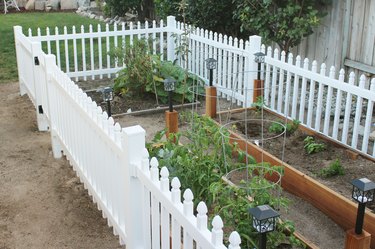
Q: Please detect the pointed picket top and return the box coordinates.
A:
[359,74,366,88]
[295,55,301,67]
[137,21,141,30]
[312,60,318,73]
[141,148,150,171]
[160,167,169,192]
[214,32,218,41]
[349,72,355,85]
[145,20,149,29]
[81,25,85,33]
[339,69,345,81]
[108,117,115,139]
[320,63,326,76]
[55,26,59,35]
[114,122,122,145]
[303,58,309,69]
[280,50,286,62]
[218,33,223,41]
[329,66,335,78]
[239,39,244,49]
[196,201,208,230]
[370,78,375,91]
[96,106,103,126]
[150,157,159,181]
[28,28,32,37]
[97,23,101,32]
[287,52,293,64]
[160,19,164,28]
[211,215,224,246]
[273,48,279,59]
[46,27,50,35]
[72,25,76,34]
[228,231,241,249]
[171,177,181,203]
[102,112,109,134]
[89,24,93,33]
[64,26,68,34]
[152,20,156,28]
[183,189,194,217]
[267,46,272,56]
[37,27,41,36]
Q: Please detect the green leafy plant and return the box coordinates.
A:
[112,38,203,104]
[303,136,326,154]
[251,96,264,113]
[269,119,300,135]
[147,113,305,248]
[318,159,345,178]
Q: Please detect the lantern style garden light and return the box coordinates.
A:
[254,52,265,81]
[163,77,176,112]
[351,178,375,235]
[249,204,280,249]
[205,58,217,87]
[101,87,113,117]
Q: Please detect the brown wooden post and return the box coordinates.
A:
[345,229,371,249]
[253,79,264,102]
[205,86,217,118]
[165,110,178,139]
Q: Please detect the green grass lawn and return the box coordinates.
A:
[0,12,102,83]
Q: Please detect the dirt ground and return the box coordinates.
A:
[0,82,123,249]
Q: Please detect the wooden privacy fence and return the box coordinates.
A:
[25,16,375,160]
[14,26,242,249]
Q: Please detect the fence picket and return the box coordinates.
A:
[362,79,375,154]
[55,27,61,69]
[298,58,309,122]
[46,27,51,54]
[89,25,94,80]
[277,51,286,113]
[63,26,69,74]
[351,75,366,149]
[306,61,318,127]
[341,72,355,144]
[314,63,326,131]
[160,19,164,61]
[270,48,278,110]
[105,23,110,78]
[284,53,293,116]
[97,24,103,79]
[323,66,335,135]
[291,55,301,119]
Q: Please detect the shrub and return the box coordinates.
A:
[112,38,203,104]
[303,136,326,154]
[318,159,345,178]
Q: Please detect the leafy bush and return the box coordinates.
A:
[303,136,326,154]
[269,119,300,135]
[318,159,345,178]
[112,39,203,104]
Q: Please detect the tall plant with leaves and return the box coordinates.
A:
[234,0,330,52]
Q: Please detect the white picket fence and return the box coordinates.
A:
[24,16,375,159]
[14,26,242,249]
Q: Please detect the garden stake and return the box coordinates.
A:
[205,58,217,118]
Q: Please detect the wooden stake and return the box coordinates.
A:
[253,79,264,102]
[165,110,178,139]
[345,229,371,249]
[205,86,217,118]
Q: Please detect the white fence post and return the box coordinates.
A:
[245,35,262,107]
[122,125,146,249]
[167,16,176,62]
[13,26,27,96]
[31,42,49,131]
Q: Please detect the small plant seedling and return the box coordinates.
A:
[269,119,300,135]
[303,136,326,154]
[251,96,264,113]
[318,159,345,178]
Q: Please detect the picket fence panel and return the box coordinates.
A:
[15,24,241,249]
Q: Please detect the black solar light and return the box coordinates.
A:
[163,78,176,112]
[254,52,266,80]
[101,87,113,117]
[205,58,217,87]
[351,178,375,234]
[249,204,280,249]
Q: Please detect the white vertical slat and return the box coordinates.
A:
[145,20,149,44]
[226,36,233,101]
[137,21,141,40]
[217,34,224,96]
[121,22,126,55]
[89,25,95,80]
[264,46,272,106]
[232,38,239,103]
[46,27,51,54]
[341,72,355,144]
[351,75,366,149]
[306,61,318,127]
[291,55,301,119]
[72,26,78,81]
[270,48,279,110]
[129,22,134,45]
[63,26,69,73]
[362,79,375,153]
[211,216,224,247]
[237,40,245,106]
[323,66,336,135]
[160,19,164,60]
[314,63,326,131]
[150,158,160,249]
[81,25,87,81]
[97,24,103,79]
[298,58,309,122]
[152,20,157,54]
[28,28,32,37]
[55,27,61,69]
[276,51,286,113]
[106,23,110,79]
[332,69,345,139]
[114,23,118,70]
[160,167,170,249]
[171,177,181,249]
[141,149,151,248]
[183,189,194,249]
[283,53,293,117]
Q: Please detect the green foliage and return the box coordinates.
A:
[269,119,300,135]
[104,0,154,20]
[147,114,304,248]
[303,136,326,154]
[318,159,345,178]
[234,0,330,52]
[112,39,203,104]
[251,96,264,113]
